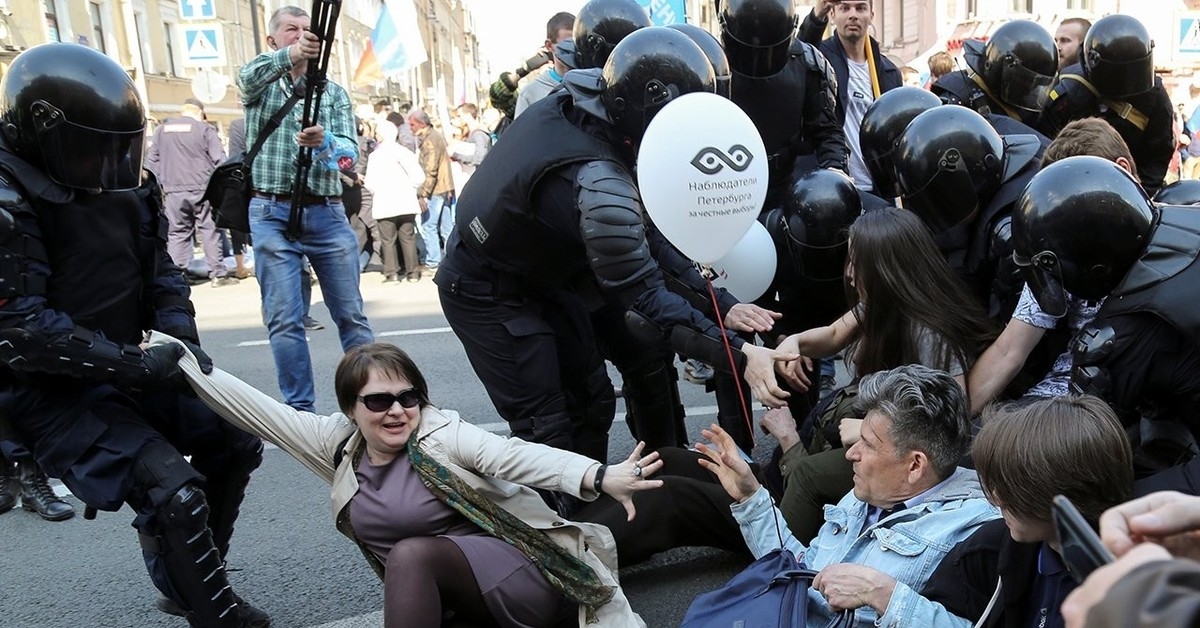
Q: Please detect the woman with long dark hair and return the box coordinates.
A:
[765,207,995,542]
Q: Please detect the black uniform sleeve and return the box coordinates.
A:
[1135,85,1176,195]
[0,180,159,383]
[796,9,828,47]
[138,173,201,344]
[797,43,849,172]
[645,220,739,319]
[574,160,745,351]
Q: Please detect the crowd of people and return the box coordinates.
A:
[4,0,1200,627]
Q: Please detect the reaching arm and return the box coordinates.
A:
[967,318,1046,414]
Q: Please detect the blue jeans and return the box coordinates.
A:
[418,193,453,267]
[249,197,374,411]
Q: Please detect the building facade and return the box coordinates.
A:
[2,0,483,135]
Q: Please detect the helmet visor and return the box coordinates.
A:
[32,101,145,191]
[1013,249,1069,318]
[865,150,900,199]
[899,149,980,234]
[998,62,1054,112]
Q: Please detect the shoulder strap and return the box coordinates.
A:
[1057,74,1148,130]
[244,87,303,167]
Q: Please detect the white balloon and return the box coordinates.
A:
[637,92,769,264]
[710,221,776,302]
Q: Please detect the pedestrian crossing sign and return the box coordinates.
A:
[1178,13,1200,56]
[180,24,225,67]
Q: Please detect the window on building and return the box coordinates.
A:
[89,1,106,53]
[165,23,178,77]
[134,10,152,74]
[42,0,60,42]
[1067,0,1094,9]
[1010,0,1033,12]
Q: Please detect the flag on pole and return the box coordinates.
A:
[353,0,428,87]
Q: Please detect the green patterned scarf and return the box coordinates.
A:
[407,438,614,623]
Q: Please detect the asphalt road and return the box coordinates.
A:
[0,269,778,627]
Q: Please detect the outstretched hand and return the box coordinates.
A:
[743,344,798,408]
[601,442,664,521]
[724,303,782,333]
[696,424,760,503]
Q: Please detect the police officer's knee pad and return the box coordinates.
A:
[133,439,204,510]
[158,483,210,531]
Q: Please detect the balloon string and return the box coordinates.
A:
[706,278,755,448]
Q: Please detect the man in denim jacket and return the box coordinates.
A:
[699,364,1000,627]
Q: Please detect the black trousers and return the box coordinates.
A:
[377,214,419,277]
[576,448,747,566]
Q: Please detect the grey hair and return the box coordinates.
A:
[855,364,970,479]
[269,6,309,36]
[407,109,431,126]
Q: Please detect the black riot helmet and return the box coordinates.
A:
[719,0,797,78]
[859,87,941,199]
[1012,156,1154,317]
[0,43,145,191]
[573,0,652,70]
[894,106,1004,235]
[1081,14,1155,98]
[769,169,861,281]
[1153,179,1200,206]
[667,23,732,99]
[601,27,716,142]
[964,20,1057,112]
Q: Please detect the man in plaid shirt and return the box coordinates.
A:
[238,5,374,412]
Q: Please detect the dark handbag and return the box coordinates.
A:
[202,91,302,232]
[681,548,854,628]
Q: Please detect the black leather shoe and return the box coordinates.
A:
[383,273,400,283]
[16,458,74,521]
[406,271,422,282]
[0,459,15,515]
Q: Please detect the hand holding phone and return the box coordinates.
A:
[1053,495,1115,583]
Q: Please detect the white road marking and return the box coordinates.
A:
[236,326,453,347]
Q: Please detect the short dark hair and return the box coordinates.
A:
[1042,117,1137,174]
[334,344,430,415]
[856,364,971,479]
[973,395,1132,525]
[547,11,575,42]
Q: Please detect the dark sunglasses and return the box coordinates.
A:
[358,389,421,412]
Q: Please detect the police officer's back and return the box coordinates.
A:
[1038,14,1174,195]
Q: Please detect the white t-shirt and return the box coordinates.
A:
[844,58,875,191]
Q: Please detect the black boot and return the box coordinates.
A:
[16,457,74,521]
[0,456,15,515]
[157,594,272,627]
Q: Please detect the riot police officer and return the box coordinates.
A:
[1013,155,1200,473]
[436,29,793,468]
[571,0,652,70]
[0,44,267,627]
[720,0,848,198]
[893,105,1042,323]
[859,86,942,201]
[932,20,1057,128]
[1038,14,1174,195]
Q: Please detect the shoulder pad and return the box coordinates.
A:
[1072,323,1117,367]
[575,161,656,291]
[797,42,837,85]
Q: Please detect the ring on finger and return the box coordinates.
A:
[632,464,643,478]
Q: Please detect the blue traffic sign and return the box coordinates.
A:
[180,0,215,21]
[181,25,225,67]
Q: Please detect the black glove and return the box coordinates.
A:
[136,344,186,389]
[180,339,214,374]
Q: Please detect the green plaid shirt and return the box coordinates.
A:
[237,47,357,197]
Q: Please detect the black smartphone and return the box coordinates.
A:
[1052,494,1115,583]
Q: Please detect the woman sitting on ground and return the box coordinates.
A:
[765,207,996,542]
[157,339,659,628]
